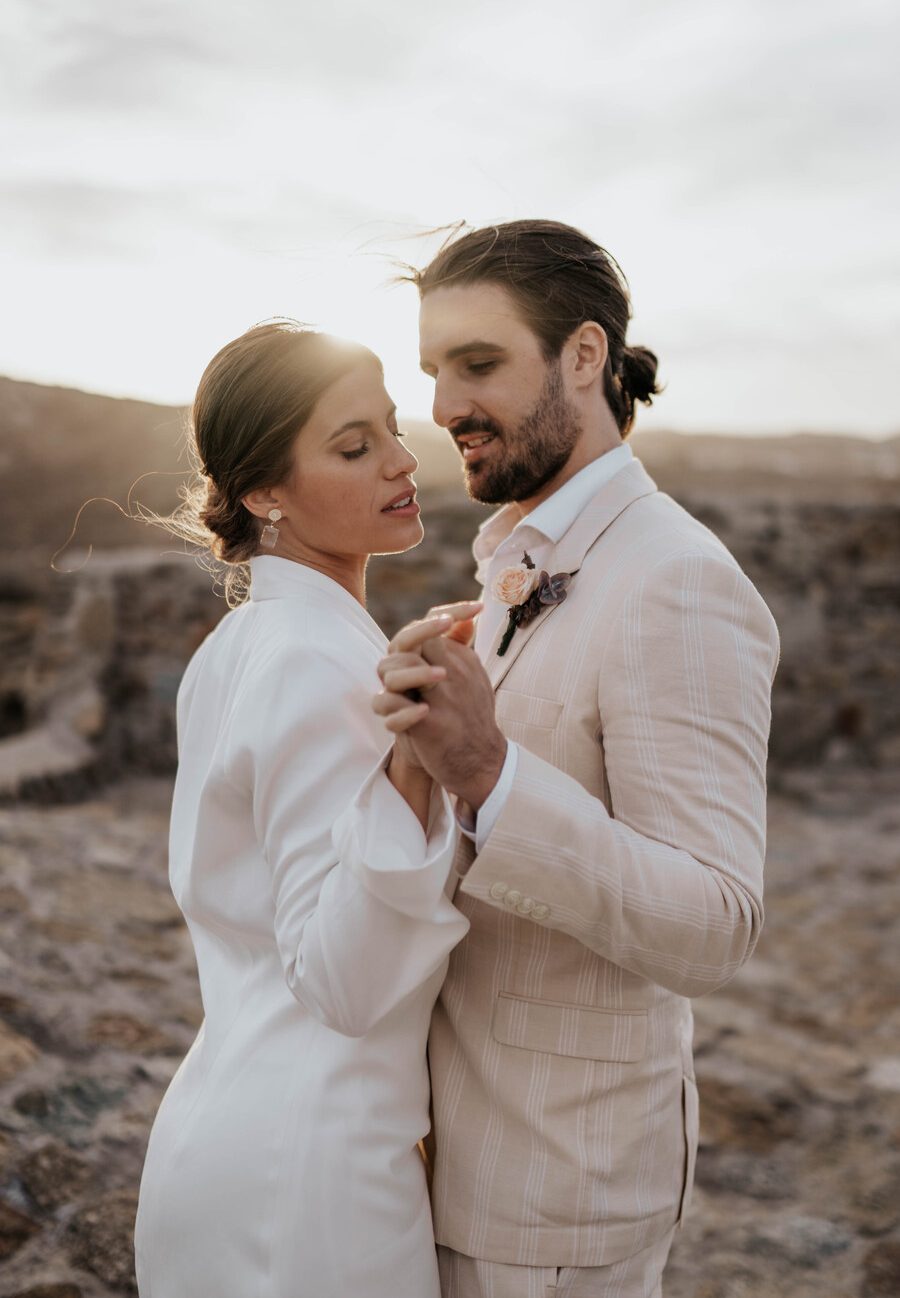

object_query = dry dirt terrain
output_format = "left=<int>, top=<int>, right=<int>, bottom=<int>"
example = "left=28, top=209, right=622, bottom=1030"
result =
left=2, top=376, right=898, bottom=1295
left=0, top=766, right=898, bottom=1297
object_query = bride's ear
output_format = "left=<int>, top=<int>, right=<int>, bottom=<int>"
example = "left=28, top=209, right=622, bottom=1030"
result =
left=242, top=487, right=281, bottom=521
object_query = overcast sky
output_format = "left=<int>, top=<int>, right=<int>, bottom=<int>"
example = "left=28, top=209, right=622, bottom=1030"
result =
left=2, top=0, right=897, bottom=434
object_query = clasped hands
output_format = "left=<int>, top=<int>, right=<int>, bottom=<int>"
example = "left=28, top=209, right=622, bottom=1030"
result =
left=373, top=602, right=508, bottom=811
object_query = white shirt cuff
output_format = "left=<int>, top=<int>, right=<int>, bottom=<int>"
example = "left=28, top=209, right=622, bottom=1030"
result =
left=456, top=741, right=519, bottom=853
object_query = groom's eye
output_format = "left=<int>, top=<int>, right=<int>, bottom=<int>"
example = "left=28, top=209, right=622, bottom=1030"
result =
left=467, top=361, right=497, bottom=375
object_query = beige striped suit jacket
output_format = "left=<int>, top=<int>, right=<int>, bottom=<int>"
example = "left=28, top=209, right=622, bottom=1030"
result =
left=428, top=457, right=780, bottom=1268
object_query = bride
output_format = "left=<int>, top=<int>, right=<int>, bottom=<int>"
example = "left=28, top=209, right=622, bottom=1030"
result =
left=134, top=320, right=471, bottom=1297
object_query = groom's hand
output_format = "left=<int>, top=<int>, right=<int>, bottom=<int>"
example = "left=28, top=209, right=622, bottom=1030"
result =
left=375, top=606, right=507, bottom=809
left=422, top=600, right=478, bottom=646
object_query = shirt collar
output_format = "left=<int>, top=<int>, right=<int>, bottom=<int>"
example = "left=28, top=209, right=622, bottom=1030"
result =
left=249, top=555, right=360, bottom=610
left=474, top=443, right=634, bottom=566
left=248, top=555, right=387, bottom=648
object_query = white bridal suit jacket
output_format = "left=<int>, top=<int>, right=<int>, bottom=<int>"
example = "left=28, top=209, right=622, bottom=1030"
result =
left=135, top=556, right=468, bottom=1298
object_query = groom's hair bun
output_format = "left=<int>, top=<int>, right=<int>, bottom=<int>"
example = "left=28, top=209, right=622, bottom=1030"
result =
left=148, top=321, right=374, bottom=605
left=401, top=220, right=661, bottom=437
left=620, top=344, right=660, bottom=407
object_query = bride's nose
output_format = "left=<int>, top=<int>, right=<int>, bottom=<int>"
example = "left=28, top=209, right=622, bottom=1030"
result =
left=387, top=437, right=418, bottom=477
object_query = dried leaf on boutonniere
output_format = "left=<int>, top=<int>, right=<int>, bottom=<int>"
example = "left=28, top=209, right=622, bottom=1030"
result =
left=496, top=553, right=578, bottom=657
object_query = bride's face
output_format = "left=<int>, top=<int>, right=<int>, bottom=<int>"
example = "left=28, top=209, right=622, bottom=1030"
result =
left=276, top=357, right=423, bottom=560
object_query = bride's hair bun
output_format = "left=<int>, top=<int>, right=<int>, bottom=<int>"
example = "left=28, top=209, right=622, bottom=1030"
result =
left=198, top=478, right=258, bottom=565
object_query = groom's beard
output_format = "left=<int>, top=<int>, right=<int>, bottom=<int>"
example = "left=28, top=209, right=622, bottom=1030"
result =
left=455, top=362, right=582, bottom=505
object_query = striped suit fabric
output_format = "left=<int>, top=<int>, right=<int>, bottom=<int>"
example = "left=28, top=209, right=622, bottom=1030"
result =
left=428, top=457, right=780, bottom=1271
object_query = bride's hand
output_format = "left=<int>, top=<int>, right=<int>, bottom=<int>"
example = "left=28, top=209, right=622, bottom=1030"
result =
left=379, top=652, right=446, bottom=771
left=374, top=603, right=482, bottom=770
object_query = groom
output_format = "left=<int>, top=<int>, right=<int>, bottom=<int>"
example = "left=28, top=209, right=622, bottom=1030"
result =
left=377, top=220, right=779, bottom=1297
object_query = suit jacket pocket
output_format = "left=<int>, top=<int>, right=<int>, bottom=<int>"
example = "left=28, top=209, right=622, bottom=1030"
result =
left=678, top=1074, right=700, bottom=1224
left=492, top=992, right=647, bottom=1062
left=495, top=690, right=563, bottom=731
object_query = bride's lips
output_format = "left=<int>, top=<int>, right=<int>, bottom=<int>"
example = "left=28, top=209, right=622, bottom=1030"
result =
left=381, top=487, right=420, bottom=517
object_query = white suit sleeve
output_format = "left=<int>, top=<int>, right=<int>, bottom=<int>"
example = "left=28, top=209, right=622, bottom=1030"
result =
left=228, top=645, right=468, bottom=1037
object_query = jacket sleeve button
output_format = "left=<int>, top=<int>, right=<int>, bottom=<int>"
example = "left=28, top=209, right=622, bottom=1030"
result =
left=517, top=897, right=535, bottom=915
left=532, top=903, right=550, bottom=920
left=489, top=882, right=509, bottom=900
left=505, top=889, right=523, bottom=906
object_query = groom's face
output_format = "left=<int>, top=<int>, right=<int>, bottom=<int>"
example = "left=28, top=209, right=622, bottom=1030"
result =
left=419, top=282, right=582, bottom=507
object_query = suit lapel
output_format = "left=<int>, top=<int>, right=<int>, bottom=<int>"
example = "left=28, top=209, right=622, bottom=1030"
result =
left=482, top=459, right=658, bottom=691
left=549, top=457, right=658, bottom=576
left=486, top=596, right=566, bottom=689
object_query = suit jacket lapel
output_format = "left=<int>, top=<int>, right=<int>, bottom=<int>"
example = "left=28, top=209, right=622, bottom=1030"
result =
left=484, top=458, right=658, bottom=692
left=486, top=595, right=566, bottom=688
left=549, top=457, right=658, bottom=576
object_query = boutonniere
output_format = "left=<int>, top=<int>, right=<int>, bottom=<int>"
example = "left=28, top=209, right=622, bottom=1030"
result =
left=493, top=551, right=577, bottom=657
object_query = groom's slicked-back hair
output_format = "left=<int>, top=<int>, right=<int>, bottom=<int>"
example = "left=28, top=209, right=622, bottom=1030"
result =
left=403, top=219, right=661, bottom=436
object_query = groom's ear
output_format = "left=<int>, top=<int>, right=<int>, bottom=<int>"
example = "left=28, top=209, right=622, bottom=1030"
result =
left=568, top=321, right=608, bottom=390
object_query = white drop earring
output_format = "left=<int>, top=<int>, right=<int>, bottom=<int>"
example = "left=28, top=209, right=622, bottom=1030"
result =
left=260, top=508, right=282, bottom=550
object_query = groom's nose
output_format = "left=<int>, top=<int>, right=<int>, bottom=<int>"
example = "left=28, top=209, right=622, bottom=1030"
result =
left=431, top=375, right=474, bottom=432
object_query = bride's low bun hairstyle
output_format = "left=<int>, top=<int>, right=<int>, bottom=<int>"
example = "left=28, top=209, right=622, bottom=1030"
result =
left=148, top=320, right=374, bottom=605
left=196, top=479, right=259, bottom=566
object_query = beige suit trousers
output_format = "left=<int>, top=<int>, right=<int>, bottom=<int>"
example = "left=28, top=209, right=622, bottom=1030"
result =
left=437, top=1228, right=676, bottom=1298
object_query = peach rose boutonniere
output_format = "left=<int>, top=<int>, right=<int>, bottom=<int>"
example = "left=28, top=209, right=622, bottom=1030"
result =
left=494, top=551, right=577, bottom=657
left=493, top=561, right=538, bottom=608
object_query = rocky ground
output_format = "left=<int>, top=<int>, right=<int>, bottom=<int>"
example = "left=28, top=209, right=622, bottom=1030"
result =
left=0, top=766, right=898, bottom=1296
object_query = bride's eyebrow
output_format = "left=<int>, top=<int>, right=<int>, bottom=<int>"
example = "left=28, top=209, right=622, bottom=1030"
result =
left=326, top=405, right=398, bottom=442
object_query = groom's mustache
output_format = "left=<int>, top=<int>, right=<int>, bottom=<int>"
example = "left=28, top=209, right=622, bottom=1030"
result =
left=452, top=416, right=504, bottom=446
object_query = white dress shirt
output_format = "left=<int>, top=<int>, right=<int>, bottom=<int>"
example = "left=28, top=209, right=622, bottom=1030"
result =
left=466, top=444, right=634, bottom=849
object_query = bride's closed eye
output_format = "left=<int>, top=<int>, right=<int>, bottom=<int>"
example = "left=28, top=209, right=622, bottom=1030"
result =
left=342, top=430, right=407, bottom=461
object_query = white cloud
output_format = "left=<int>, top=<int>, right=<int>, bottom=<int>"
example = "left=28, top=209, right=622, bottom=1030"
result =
left=0, top=0, right=897, bottom=432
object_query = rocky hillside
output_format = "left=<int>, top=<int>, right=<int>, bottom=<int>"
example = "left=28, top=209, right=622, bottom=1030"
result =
left=0, top=376, right=462, bottom=559
left=1, top=377, right=899, bottom=1294
left=1, top=387, right=898, bottom=798
left=2, top=373, right=898, bottom=561
left=0, top=767, right=897, bottom=1296
left=1, top=484, right=898, bottom=804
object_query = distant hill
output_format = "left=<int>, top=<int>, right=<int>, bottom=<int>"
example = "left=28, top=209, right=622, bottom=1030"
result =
left=2, top=374, right=897, bottom=565
left=1, top=376, right=898, bottom=783
left=633, top=427, right=900, bottom=504
left=0, top=377, right=465, bottom=561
